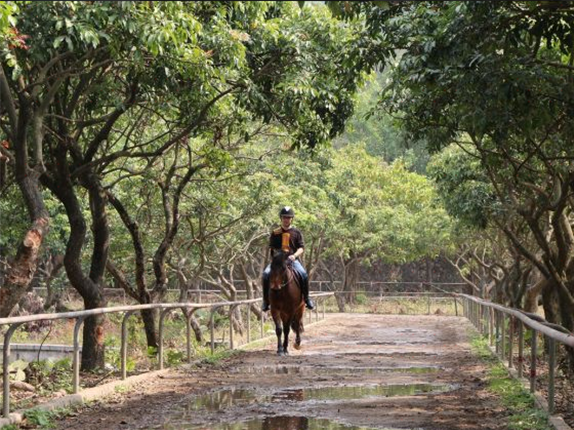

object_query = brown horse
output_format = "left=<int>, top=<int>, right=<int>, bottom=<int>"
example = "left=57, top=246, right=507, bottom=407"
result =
left=268, top=251, right=305, bottom=356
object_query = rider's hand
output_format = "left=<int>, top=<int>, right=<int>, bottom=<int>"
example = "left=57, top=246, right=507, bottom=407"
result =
left=288, top=255, right=296, bottom=262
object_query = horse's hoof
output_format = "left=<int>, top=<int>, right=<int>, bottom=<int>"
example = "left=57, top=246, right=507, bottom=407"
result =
left=283, top=350, right=289, bottom=356
left=277, top=351, right=284, bottom=356
left=293, top=343, right=301, bottom=350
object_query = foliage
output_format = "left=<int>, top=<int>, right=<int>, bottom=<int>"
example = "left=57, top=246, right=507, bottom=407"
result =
left=200, top=348, right=238, bottom=366
left=324, top=144, right=454, bottom=265
left=361, top=1, right=574, bottom=319
left=427, top=144, right=498, bottom=229
left=23, top=408, right=56, bottom=429
left=104, top=337, right=135, bottom=372
left=27, top=358, right=74, bottom=395
left=8, top=359, right=27, bottom=382
left=166, top=349, right=185, bottom=367
left=114, top=384, right=130, bottom=394
left=354, top=293, right=368, bottom=305
left=335, top=70, right=430, bottom=173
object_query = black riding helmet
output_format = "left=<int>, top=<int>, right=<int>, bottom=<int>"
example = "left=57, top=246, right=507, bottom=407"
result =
left=279, top=206, right=295, bottom=218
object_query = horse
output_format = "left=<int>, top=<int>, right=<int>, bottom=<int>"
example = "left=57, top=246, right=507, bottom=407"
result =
left=268, top=250, right=305, bottom=356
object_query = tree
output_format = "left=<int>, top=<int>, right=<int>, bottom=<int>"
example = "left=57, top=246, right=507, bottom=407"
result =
left=321, top=145, right=453, bottom=309
left=368, top=2, right=574, bottom=367
left=1, top=1, right=373, bottom=369
left=0, top=1, right=51, bottom=317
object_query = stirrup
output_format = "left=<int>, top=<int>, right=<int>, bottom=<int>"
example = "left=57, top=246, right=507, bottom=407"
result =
left=262, top=301, right=270, bottom=312
left=305, top=298, right=315, bottom=310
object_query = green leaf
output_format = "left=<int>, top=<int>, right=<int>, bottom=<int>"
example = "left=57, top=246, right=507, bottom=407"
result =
left=327, top=2, right=343, bottom=17
left=372, top=1, right=389, bottom=9
left=53, top=35, right=65, bottom=48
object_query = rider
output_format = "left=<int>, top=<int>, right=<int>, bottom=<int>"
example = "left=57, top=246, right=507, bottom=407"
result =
left=261, top=206, right=315, bottom=312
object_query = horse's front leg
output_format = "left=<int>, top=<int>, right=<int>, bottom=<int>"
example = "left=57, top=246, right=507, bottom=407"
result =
left=272, top=312, right=283, bottom=355
left=282, top=319, right=291, bottom=355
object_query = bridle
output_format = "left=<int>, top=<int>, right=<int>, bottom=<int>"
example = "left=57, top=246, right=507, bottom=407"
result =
left=272, top=259, right=295, bottom=290
left=278, top=264, right=294, bottom=289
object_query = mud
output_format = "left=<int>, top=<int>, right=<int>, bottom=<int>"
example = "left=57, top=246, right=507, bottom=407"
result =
left=56, top=314, right=511, bottom=430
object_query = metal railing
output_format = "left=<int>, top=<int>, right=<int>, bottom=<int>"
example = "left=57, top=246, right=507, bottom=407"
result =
left=321, top=290, right=460, bottom=316
left=459, top=293, right=574, bottom=415
left=31, top=281, right=467, bottom=303
left=0, top=292, right=333, bottom=417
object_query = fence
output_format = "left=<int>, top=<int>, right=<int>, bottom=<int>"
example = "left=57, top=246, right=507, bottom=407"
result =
left=0, top=287, right=465, bottom=418
left=460, top=293, right=574, bottom=415
left=2, top=288, right=567, bottom=422
left=0, top=292, right=333, bottom=417
left=31, top=281, right=468, bottom=305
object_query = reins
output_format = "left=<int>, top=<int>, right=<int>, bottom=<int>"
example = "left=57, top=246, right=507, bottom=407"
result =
left=278, top=265, right=295, bottom=289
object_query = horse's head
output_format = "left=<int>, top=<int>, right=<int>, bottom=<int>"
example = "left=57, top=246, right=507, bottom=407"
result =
left=269, top=250, right=292, bottom=290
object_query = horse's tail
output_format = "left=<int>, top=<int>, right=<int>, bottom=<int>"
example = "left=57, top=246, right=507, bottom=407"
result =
left=291, top=317, right=304, bottom=333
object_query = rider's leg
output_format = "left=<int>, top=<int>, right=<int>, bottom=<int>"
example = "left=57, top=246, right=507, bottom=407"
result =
left=262, top=265, right=271, bottom=311
left=293, top=260, right=314, bottom=310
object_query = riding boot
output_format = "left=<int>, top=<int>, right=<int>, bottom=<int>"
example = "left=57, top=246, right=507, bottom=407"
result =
left=302, top=277, right=314, bottom=310
left=262, top=276, right=270, bottom=312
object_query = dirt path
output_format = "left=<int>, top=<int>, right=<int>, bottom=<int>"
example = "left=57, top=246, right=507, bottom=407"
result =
left=56, top=314, right=511, bottom=430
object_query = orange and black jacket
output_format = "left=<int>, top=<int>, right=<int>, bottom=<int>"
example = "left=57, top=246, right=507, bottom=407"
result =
left=269, top=227, right=304, bottom=257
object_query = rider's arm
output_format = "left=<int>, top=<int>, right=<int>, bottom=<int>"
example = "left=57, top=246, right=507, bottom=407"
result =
left=289, top=229, right=304, bottom=260
left=292, top=247, right=304, bottom=259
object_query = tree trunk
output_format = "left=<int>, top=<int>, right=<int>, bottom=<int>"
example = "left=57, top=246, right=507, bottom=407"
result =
left=43, top=254, right=65, bottom=310
left=0, top=68, right=50, bottom=317
left=107, top=191, right=159, bottom=349
left=189, top=316, right=203, bottom=342
left=43, top=149, right=109, bottom=371
left=239, top=262, right=262, bottom=319
left=343, top=258, right=359, bottom=305
left=523, top=278, right=546, bottom=313
left=141, top=308, right=158, bottom=349
left=176, top=278, right=203, bottom=342
left=541, top=282, right=561, bottom=325
left=0, top=177, right=50, bottom=316
left=81, top=292, right=106, bottom=371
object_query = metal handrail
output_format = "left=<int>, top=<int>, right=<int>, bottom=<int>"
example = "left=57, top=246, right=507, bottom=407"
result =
left=459, top=294, right=574, bottom=347
left=0, top=292, right=333, bottom=418
left=458, top=293, right=574, bottom=415
left=30, top=282, right=468, bottom=299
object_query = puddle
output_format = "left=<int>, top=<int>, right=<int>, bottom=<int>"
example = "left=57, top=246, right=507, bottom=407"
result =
left=186, top=383, right=454, bottom=412
left=301, top=351, right=441, bottom=357
left=280, top=383, right=452, bottom=401
left=182, top=416, right=412, bottom=429
left=187, top=388, right=258, bottom=412
left=354, top=341, right=428, bottom=346
left=230, top=365, right=441, bottom=375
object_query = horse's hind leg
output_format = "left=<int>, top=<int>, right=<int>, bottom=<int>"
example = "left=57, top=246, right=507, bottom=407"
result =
left=292, top=318, right=302, bottom=350
left=282, top=319, right=291, bottom=355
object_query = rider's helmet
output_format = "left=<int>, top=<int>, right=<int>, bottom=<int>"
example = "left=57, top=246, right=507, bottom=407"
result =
left=279, top=206, right=295, bottom=218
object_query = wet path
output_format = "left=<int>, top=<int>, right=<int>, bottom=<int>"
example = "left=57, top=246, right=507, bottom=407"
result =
left=57, top=314, right=509, bottom=430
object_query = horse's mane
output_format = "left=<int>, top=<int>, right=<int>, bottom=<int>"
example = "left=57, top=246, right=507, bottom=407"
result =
left=271, top=250, right=289, bottom=271
left=270, top=251, right=300, bottom=289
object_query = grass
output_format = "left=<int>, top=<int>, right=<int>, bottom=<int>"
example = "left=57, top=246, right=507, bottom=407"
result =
left=198, top=348, right=240, bottom=366
left=0, top=402, right=88, bottom=429
left=23, top=408, right=56, bottom=429
left=113, top=384, right=130, bottom=394
left=470, top=334, right=551, bottom=430
left=319, top=296, right=460, bottom=316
